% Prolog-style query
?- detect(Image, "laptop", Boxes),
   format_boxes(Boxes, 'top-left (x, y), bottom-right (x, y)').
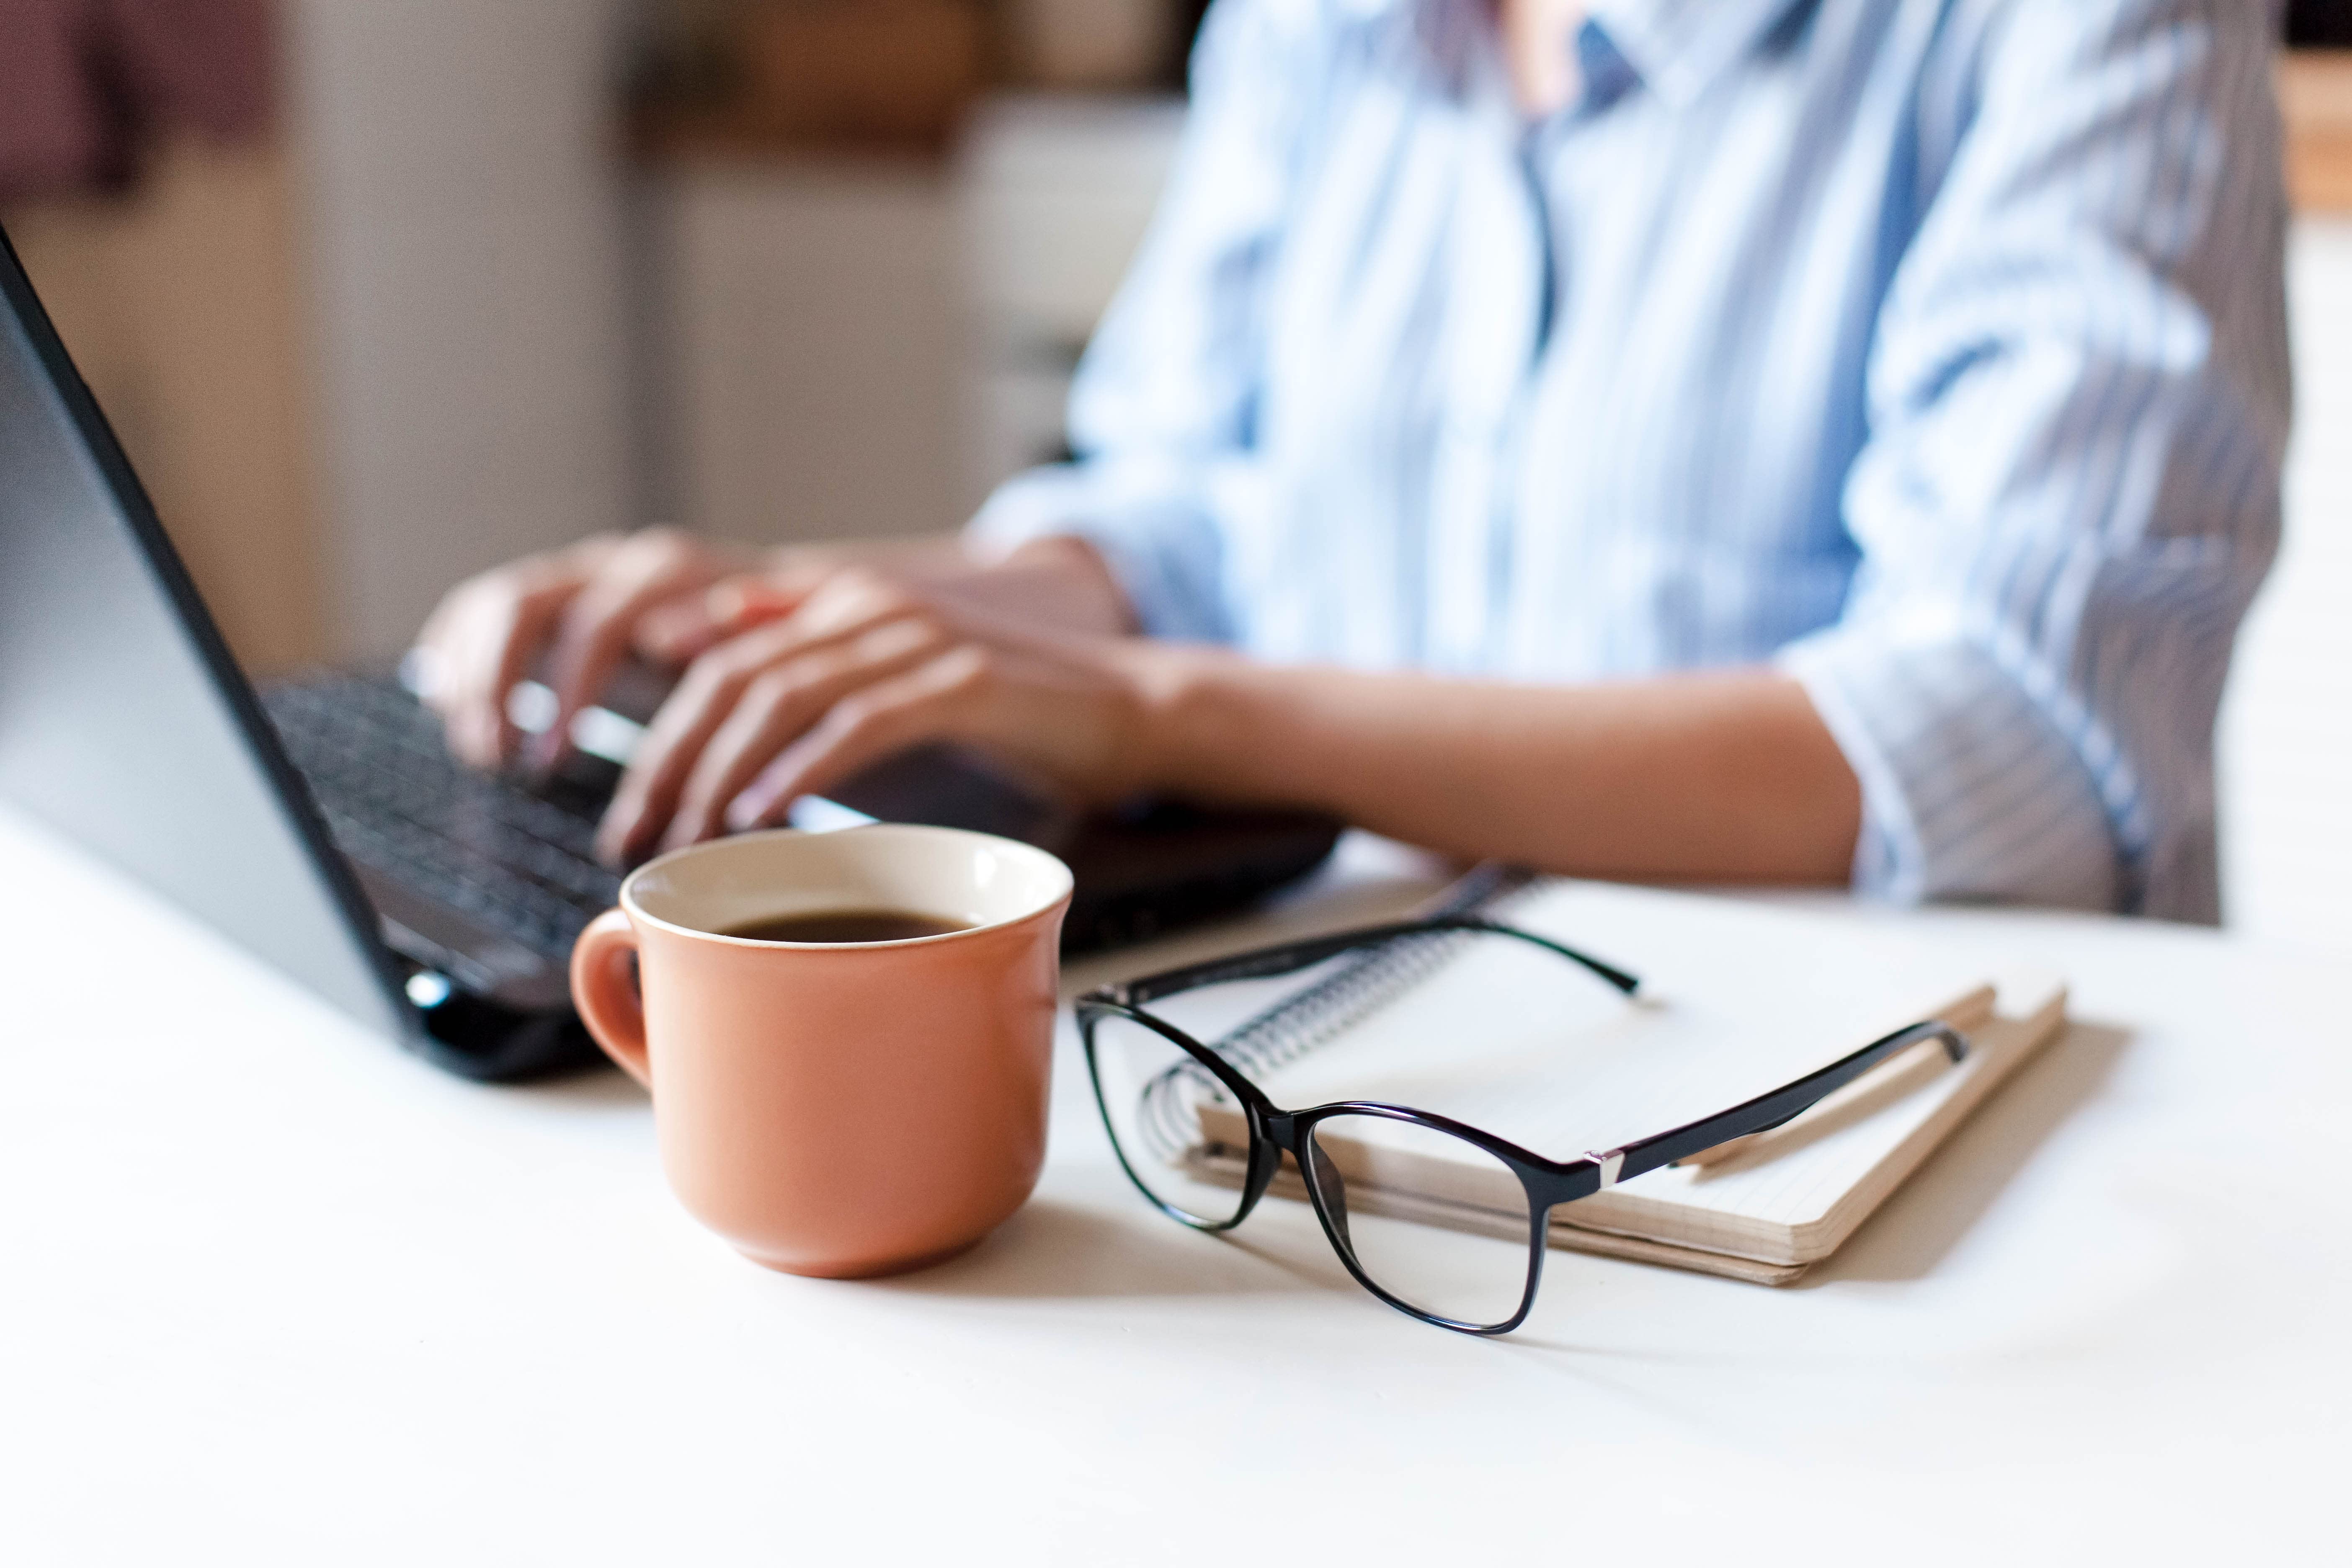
top-left (0, 225), bottom-right (1338, 1082)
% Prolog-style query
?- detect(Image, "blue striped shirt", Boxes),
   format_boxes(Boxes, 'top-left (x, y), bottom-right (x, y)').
top-left (971, 0), bottom-right (2292, 922)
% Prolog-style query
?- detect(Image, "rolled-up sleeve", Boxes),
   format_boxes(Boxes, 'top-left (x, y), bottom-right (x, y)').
top-left (968, 0), bottom-right (1303, 643)
top-left (1779, 0), bottom-right (2290, 923)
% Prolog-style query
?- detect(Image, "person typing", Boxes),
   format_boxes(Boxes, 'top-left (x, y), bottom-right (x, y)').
top-left (413, 0), bottom-right (2290, 923)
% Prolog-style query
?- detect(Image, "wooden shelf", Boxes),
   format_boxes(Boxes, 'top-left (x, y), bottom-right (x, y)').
top-left (2285, 51), bottom-right (2352, 213)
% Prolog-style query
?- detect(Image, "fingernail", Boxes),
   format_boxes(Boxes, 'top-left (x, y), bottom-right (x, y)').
top-left (725, 782), bottom-right (781, 833)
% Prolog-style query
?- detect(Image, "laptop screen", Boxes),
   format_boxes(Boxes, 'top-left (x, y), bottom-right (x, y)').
top-left (0, 227), bottom-right (410, 1042)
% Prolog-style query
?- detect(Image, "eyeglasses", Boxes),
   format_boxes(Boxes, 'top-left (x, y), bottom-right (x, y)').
top-left (1078, 918), bottom-right (1969, 1334)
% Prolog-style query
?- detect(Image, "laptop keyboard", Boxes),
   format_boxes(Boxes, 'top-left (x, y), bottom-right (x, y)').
top-left (262, 673), bottom-right (623, 960)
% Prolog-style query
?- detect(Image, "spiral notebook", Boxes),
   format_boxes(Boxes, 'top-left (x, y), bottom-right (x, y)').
top-left (1181, 875), bottom-right (2069, 1285)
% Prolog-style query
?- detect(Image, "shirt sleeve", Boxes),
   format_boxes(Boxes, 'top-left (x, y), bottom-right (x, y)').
top-left (967, 0), bottom-right (1308, 642)
top-left (1777, 0), bottom-right (2290, 922)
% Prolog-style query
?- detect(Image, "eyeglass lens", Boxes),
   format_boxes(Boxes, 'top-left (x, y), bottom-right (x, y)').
top-left (1302, 1114), bottom-right (1537, 1329)
top-left (1088, 1011), bottom-right (1255, 1227)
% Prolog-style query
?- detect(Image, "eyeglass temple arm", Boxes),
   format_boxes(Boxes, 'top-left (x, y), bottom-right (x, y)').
top-left (1594, 1018), bottom-right (1969, 1189)
top-left (1111, 917), bottom-right (1640, 1008)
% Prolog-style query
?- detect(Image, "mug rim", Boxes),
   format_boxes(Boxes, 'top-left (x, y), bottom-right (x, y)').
top-left (617, 823), bottom-right (1074, 949)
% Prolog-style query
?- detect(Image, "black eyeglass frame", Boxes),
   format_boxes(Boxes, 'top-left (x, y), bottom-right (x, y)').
top-left (1077, 917), bottom-right (1970, 1335)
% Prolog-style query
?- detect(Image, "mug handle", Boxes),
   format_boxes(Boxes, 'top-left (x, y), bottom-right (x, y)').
top-left (570, 908), bottom-right (652, 1089)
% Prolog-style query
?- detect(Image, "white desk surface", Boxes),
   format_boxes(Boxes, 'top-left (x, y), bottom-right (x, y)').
top-left (2, 805), bottom-right (2343, 1566)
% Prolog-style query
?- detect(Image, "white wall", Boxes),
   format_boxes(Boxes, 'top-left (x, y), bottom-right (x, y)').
top-left (654, 98), bottom-right (1186, 553)
top-left (659, 162), bottom-right (970, 545)
top-left (2218, 218), bottom-right (2352, 950)
top-left (289, 0), bottom-right (645, 660)
top-left (959, 95), bottom-right (1184, 488)
top-left (286, 54), bottom-right (1183, 647)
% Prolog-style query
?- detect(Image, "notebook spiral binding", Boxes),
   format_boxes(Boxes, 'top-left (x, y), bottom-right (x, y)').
top-left (1203, 861), bottom-right (1534, 1079)
top-left (1136, 864), bottom-right (1535, 1165)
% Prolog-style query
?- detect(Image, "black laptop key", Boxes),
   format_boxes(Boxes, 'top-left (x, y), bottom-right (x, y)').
top-left (265, 673), bottom-right (620, 962)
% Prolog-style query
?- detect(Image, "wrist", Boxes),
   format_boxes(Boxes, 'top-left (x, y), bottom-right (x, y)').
top-left (1106, 639), bottom-right (1241, 799)
top-left (995, 535), bottom-right (1136, 637)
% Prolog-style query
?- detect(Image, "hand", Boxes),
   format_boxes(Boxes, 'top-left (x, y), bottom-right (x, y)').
top-left (596, 567), bottom-right (1171, 865)
top-left (411, 528), bottom-right (750, 770)
top-left (630, 532), bottom-right (1137, 657)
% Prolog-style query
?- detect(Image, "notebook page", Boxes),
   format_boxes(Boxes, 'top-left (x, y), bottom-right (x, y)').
top-left (1249, 881), bottom-right (1995, 1161)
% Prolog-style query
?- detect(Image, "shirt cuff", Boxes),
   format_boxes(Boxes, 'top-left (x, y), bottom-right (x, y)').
top-left (967, 462), bottom-right (1234, 643)
top-left (1777, 626), bottom-right (2121, 912)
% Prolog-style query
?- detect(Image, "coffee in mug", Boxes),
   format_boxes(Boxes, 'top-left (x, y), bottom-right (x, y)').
top-left (715, 909), bottom-right (974, 944)
top-left (570, 824), bottom-right (1072, 1278)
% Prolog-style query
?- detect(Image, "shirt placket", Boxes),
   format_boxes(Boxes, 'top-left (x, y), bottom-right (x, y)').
top-left (1426, 91), bottom-right (1548, 676)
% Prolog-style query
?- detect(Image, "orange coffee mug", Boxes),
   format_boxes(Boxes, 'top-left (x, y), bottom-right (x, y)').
top-left (570, 824), bottom-right (1073, 1278)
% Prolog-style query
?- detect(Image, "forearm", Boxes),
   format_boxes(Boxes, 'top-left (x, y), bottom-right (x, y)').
top-left (1130, 652), bottom-right (1861, 884)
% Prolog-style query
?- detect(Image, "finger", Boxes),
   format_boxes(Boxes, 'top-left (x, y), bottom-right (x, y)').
top-left (724, 647), bottom-right (989, 833)
top-left (413, 582), bottom-right (506, 730)
top-left (410, 598), bottom-right (466, 708)
top-left (710, 574), bottom-right (818, 624)
top-left (656, 617), bottom-right (952, 853)
top-left (540, 530), bottom-right (721, 766)
top-left (632, 573), bottom-right (812, 666)
top-left (415, 537), bottom-right (618, 769)
top-left (783, 566), bottom-right (930, 640)
top-left (631, 588), bottom-right (738, 667)
top-left (593, 614), bottom-right (843, 864)
top-left (445, 576), bottom-right (573, 769)
top-left (428, 598), bottom-right (505, 769)
top-left (597, 588), bottom-right (949, 861)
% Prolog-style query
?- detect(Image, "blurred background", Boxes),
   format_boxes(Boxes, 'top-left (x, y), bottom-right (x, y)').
top-left (1, 0), bottom-right (2346, 947)
top-left (1, 0), bottom-right (1210, 673)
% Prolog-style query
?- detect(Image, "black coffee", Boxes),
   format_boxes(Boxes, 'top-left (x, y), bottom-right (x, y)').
top-left (718, 909), bottom-right (973, 944)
